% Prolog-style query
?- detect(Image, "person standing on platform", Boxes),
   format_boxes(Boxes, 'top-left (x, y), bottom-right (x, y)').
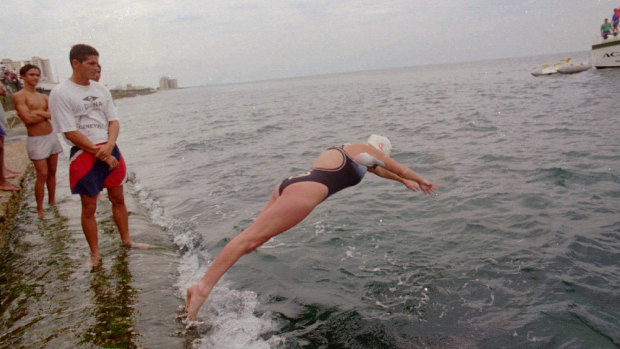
top-left (49, 44), bottom-right (147, 266)
top-left (601, 18), bottom-right (613, 39)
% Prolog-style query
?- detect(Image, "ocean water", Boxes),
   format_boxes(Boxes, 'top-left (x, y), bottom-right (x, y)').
top-left (2, 52), bottom-right (619, 348)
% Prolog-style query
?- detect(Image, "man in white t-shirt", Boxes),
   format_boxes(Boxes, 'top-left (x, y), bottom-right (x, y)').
top-left (49, 44), bottom-right (147, 267)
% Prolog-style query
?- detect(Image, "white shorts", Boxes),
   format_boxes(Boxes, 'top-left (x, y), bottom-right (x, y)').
top-left (27, 133), bottom-right (63, 161)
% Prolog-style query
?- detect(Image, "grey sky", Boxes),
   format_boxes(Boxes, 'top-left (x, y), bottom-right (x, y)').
top-left (1, 1), bottom-right (617, 87)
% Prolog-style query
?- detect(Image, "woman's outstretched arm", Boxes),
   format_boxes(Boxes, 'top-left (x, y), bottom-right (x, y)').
top-left (368, 166), bottom-right (421, 192)
top-left (356, 145), bottom-right (438, 195)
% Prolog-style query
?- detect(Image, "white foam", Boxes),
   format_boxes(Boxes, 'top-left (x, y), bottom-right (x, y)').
top-left (176, 254), bottom-right (283, 348)
top-left (130, 177), bottom-right (282, 348)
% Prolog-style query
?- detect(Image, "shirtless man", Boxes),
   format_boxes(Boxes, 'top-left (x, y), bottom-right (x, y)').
top-left (12, 64), bottom-right (63, 218)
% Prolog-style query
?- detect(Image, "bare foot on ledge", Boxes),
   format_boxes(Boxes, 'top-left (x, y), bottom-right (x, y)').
top-left (4, 167), bottom-right (19, 178)
top-left (87, 253), bottom-right (102, 268)
top-left (0, 181), bottom-right (20, 191)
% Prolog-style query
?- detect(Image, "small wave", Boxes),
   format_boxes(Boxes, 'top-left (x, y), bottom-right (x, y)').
top-left (275, 304), bottom-right (461, 348)
top-left (177, 256), bottom-right (283, 349)
top-left (130, 174), bottom-right (281, 348)
top-left (528, 167), bottom-right (619, 188)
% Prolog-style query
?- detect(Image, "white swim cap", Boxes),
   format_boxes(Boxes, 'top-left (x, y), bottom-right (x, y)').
top-left (367, 134), bottom-right (392, 156)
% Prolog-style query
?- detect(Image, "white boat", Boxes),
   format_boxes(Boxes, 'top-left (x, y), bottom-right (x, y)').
top-left (557, 62), bottom-right (591, 74)
top-left (531, 64), bottom-right (558, 76)
top-left (591, 35), bottom-right (620, 68)
top-left (530, 60), bottom-right (570, 76)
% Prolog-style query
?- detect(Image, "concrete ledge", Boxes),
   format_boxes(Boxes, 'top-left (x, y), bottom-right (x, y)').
top-left (0, 122), bottom-right (34, 247)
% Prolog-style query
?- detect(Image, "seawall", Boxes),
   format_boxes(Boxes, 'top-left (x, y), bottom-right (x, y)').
top-left (0, 112), bottom-right (33, 247)
top-left (0, 113), bottom-right (187, 347)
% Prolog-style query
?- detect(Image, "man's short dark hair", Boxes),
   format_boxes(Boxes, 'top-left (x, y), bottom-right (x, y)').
top-left (19, 64), bottom-right (40, 77)
top-left (69, 44), bottom-right (99, 63)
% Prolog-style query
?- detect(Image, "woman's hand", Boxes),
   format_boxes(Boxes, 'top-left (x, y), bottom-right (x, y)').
top-left (420, 180), bottom-right (438, 195)
top-left (403, 179), bottom-right (420, 191)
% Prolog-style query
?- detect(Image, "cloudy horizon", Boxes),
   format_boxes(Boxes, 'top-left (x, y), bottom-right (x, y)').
top-left (2, 1), bottom-right (617, 88)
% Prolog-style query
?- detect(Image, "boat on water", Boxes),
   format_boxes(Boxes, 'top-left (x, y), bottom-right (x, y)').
top-left (531, 59), bottom-right (572, 76)
top-left (531, 62), bottom-right (562, 76)
top-left (591, 35), bottom-right (620, 68)
top-left (557, 62), bottom-right (591, 74)
top-left (531, 58), bottom-right (591, 76)
top-left (531, 64), bottom-right (557, 76)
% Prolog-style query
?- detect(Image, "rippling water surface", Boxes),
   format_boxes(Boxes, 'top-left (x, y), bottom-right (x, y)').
top-left (2, 53), bottom-right (619, 348)
top-left (115, 53), bottom-right (620, 348)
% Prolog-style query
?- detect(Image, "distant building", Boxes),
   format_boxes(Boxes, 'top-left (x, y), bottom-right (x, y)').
top-left (1, 59), bottom-right (21, 73)
top-left (110, 84), bottom-right (156, 99)
top-left (30, 57), bottom-right (54, 82)
top-left (159, 76), bottom-right (178, 89)
top-left (1, 56), bottom-right (54, 82)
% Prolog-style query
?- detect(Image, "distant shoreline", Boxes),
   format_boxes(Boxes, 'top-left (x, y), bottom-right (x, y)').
top-left (0, 86), bottom-right (157, 112)
top-left (110, 89), bottom-right (156, 100)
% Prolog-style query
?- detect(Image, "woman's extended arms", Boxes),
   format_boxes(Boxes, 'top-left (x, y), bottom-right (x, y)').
top-left (368, 166), bottom-right (421, 192)
top-left (353, 144), bottom-right (438, 195)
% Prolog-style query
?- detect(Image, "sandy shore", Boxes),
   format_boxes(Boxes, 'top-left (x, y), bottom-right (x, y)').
top-left (0, 113), bottom-right (32, 244)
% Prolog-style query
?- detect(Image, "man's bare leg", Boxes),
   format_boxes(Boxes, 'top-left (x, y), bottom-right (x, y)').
top-left (80, 194), bottom-right (101, 267)
top-left (46, 154), bottom-right (58, 206)
top-left (107, 185), bottom-right (148, 249)
top-left (32, 159), bottom-right (49, 218)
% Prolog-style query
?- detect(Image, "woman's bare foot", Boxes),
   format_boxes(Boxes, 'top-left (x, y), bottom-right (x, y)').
top-left (37, 209), bottom-right (45, 219)
top-left (3, 171), bottom-right (18, 179)
top-left (0, 181), bottom-right (19, 191)
top-left (186, 284), bottom-right (209, 321)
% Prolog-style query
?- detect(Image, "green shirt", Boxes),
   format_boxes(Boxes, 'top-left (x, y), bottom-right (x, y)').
top-left (601, 22), bottom-right (612, 33)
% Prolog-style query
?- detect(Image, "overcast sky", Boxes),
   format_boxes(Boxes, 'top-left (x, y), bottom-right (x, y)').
top-left (1, 1), bottom-right (617, 88)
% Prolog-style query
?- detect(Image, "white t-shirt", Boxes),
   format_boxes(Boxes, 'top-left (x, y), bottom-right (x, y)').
top-left (49, 80), bottom-right (118, 146)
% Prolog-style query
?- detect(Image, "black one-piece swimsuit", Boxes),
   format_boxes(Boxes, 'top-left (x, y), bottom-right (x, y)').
top-left (278, 146), bottom-right (367, 198)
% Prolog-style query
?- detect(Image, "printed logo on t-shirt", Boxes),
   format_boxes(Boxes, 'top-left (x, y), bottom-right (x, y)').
top-left (81, 96), bottom-right (104, 111)
top-left (76, 95), bottom-right (106, 131)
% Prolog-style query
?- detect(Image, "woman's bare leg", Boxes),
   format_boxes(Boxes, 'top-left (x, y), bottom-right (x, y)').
top-left (261, 185), bottom-right (280, 212)
top-left (186, 182), bottom-right (327, 320)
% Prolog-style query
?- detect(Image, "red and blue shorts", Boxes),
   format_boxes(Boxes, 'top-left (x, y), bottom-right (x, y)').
top-left (69, 144), bottom-right (126, 197)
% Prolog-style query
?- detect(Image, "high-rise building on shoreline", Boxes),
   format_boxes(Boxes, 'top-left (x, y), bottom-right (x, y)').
top-left (159, 76), bottom-right (178, 89)
top-left (1, 57), bottom-right (55, 82)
